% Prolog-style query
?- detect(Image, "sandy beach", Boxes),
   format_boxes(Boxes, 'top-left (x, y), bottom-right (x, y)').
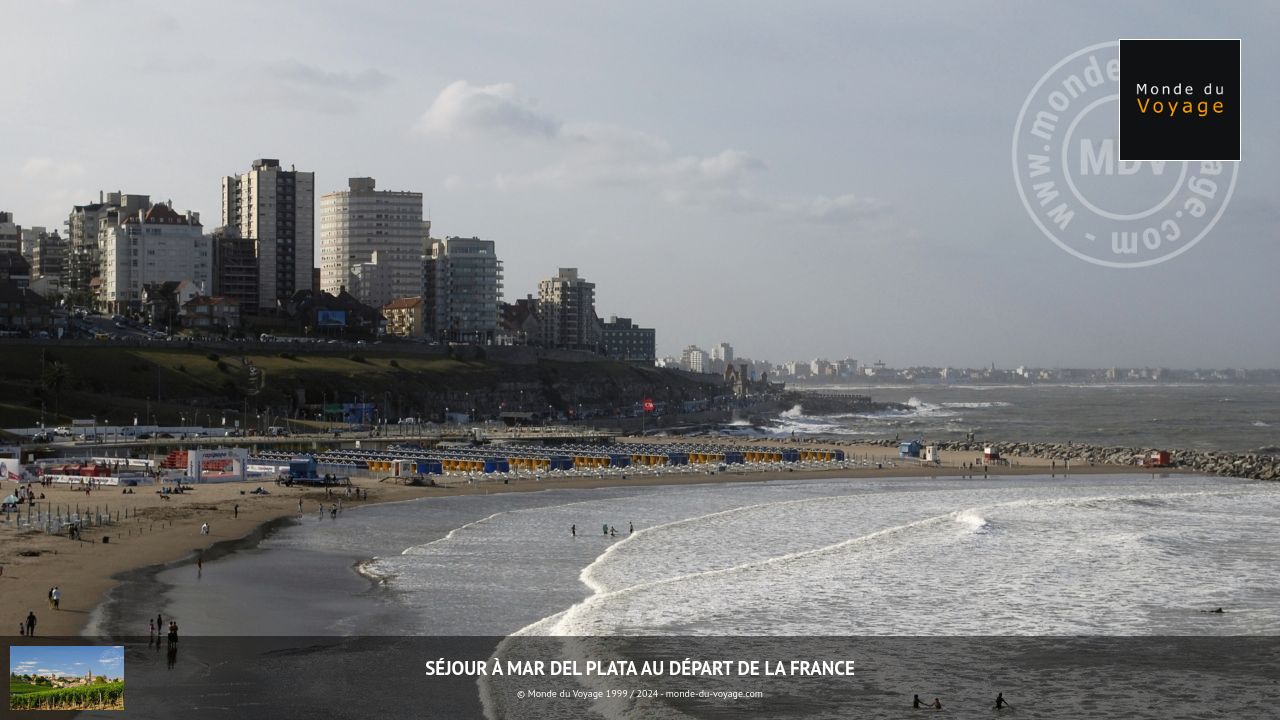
top-left (0, 437), bottom-right (1169, 638)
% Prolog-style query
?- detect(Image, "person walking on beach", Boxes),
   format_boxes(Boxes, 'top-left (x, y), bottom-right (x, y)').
top-left (995, 692), bottom-right (1011, 710)
top-left (25, 611), bottom-right (36, 637)
top-left (200, 522), bottom-right (209, 535)
top-left (298, 499), bottom-right (303, 513)
top-left (234, 504), bottom-right (239, 518)
top-left (47, 587), bottom-right (54, 609)
top-left (51, 586), bottom-right (60, 610)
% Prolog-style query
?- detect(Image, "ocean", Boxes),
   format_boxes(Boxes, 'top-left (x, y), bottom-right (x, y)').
top-left (89, 386), bottom-right (1280, 717)
top-left (755, 383), bottom-right (1280, 452)
top-left (103, 472), bottom-right (1280, 638)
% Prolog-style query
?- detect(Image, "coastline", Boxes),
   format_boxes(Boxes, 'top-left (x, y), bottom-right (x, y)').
top-left (2, 438), bottom-right (1187, 639)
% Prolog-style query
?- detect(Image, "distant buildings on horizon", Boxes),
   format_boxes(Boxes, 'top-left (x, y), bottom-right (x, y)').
top-left (0, 159), bottom-right (655, 361)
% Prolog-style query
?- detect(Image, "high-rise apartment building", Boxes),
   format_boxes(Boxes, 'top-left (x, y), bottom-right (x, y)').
top-left (711, 342), bottom-right (734, 363)
top-left (0, 212), bottom-right (20, 254)
top-left (537, 267), bottom-right (598, 350)
top-left (99, 203), bottom-right (211, 313)
top-left (423, 236), bottom-right (503, 343)
top-left (66, 192), bottom-right (152, 297)
top-left (221, 159), bottom-right (314, 312)
top-left (319, 177), bottom-right (426, 309)
top-left (210, 226), bottom-right (260, 311)
top-left (24, 227), bottom-right (65, 283)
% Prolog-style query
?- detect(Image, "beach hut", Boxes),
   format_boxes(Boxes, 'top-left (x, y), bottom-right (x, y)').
top-left (899, 440), bottom-right (923, 459)
top-left (923, 445), bottom-right (941, 463)
top-left (983, 446), bottom-right (1000, 462)
top-left (1148, 450), bottom-right (1171, 468)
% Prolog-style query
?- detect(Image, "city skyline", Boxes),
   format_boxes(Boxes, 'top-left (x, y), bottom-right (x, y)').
top-left (2, 2), bottom-right (1278, 366)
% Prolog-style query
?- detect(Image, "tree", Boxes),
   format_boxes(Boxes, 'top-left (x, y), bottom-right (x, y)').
top-left (41, 358), bottom-right (72, 420)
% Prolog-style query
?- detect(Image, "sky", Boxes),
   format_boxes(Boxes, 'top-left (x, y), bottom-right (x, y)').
top-left (10, 646), bottom-right (124, 680)
top-left (1, 1), bottom-right (1277, 368)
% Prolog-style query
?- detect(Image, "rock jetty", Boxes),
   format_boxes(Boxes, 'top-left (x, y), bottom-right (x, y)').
top-left (865, 439), bottom-right (1280, 481)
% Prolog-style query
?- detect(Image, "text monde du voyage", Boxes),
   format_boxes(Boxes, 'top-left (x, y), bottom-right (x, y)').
top-left (1134, 83), bottom-right (1228, 118)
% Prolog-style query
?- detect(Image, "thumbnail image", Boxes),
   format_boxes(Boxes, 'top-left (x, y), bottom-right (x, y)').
top-left (9, 645), bottom-right (124, 711)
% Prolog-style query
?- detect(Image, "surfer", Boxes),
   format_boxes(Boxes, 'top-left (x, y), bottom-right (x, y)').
top-left (995, 692), bottom-right (1011, 710)
top-left (571, 524), bottom-right (576, 538)
top-left (1200, 607), bottom-right (1224, 613)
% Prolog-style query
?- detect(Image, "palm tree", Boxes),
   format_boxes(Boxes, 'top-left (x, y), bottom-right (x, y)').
top-left (41, 360), bottom-right (71, 421)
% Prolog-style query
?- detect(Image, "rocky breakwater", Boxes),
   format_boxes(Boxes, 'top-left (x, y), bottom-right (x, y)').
top-left (781, 391), bottom-right (907, 416)
top-left (865, 439), bottom-right (1280, 481)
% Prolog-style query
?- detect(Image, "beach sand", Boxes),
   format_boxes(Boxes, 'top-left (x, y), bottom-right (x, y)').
top-left (0, 438), bottom-right (1168, 637)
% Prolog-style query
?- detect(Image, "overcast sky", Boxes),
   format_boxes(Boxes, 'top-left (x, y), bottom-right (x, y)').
top-left (3, 1), bottom-right (1276, 367)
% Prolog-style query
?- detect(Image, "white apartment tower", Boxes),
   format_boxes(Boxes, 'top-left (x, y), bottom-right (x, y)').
top-left (319, 177), bottom-right (427, 309)
top-left (221, 159), bottom-right (314, 312)
top-left (99, 203), bottom-right (211, 313)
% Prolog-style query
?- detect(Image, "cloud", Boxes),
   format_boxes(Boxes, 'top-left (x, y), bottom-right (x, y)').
top-left (228, 60), bottom-right (392, 116)
top-left (420, 80), bottom-right (889, 228)
top-left (273, 61), bottom-right (392, 93)
top-left (22, 157), bottom-right (85, 180)
top-left (416, 80), bottom-right (560, 139)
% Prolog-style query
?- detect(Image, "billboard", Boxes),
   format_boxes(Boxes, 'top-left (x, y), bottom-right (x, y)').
top-left (0, 446), bottom-right (20, 482)
top-left (316, 310), bottom-right (347, 328)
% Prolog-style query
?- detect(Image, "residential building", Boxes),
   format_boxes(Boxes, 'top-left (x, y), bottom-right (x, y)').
top-left (221, 159), bottom-right (314, 312)
top-left (0, 252), bottom-right (32, 289)
top-left (23, 227), bottom-right (65, 284)
top-left (423, 236), bottom-right (502, 343)
top-left (680, 344), bottom-right (710, 373)
top-left (210, 226), bottom-right (260, 312)
top-left (141, 280), bottom-right (203, 329)
top-left (0, 212), bottom-right (20, 254)
top-left (286, 288), bottom-right (384, 338)
top-left (99, 203), bottom-right (211, 313)
top-left (382, 296), bottom-right (425, 338)
top-left (0, 279), bottom-right (50, 330)
top-left (710, 342), bottom-right (734, 364)
top-left (182, 296), bottom-right (241, 331)
top-left (499, 296), bottom-right (542, 345)
top-left (537, 267), bottom-right (598, 350)
top-left (66, 192), bottom-right (152, 296)
top-left (600, 316), bottom-right (656, 362)
top-left (319, 177), bottom-right (426, 309)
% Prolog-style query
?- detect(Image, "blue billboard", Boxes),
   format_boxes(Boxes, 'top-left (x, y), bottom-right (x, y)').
top-left (316, 310), bottom-right (347, 327)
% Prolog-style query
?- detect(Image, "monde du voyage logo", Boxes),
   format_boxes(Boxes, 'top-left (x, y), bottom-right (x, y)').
top-left (1012, 40), bottom-right (1240, 268)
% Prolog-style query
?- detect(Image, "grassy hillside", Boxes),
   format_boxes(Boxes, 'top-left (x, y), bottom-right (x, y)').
top-left (0, 342), bottom-right (717, 428)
